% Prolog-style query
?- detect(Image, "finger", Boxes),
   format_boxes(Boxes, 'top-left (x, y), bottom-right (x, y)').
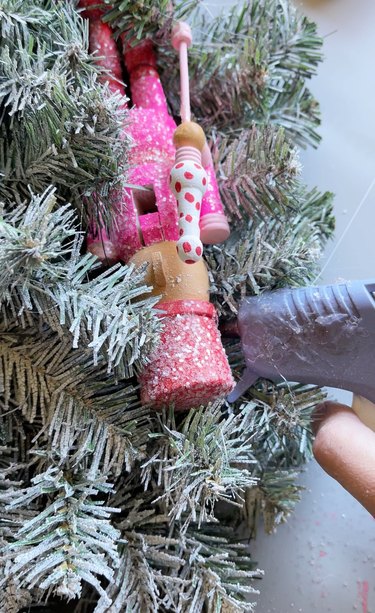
top-left (311, 400), bottom-right (351, 435)
top-left (312, 401), bottom-right (375, 516)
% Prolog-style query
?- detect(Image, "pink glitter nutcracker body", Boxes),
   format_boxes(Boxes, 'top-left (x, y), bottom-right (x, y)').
top-left (79, 2), bottom-right (234, 409)
top-left (86, 33), bottom-right (179, 261)
top-left (141, 301), bottom-right (233, 410)
top-left (84, 12), bottom-right (229, 262)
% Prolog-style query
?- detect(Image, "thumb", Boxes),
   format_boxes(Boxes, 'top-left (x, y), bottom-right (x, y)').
top-left (312, 401), bottom-right (375, 516)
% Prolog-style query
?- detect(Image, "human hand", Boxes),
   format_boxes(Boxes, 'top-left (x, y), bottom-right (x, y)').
top-left (313, 401), bottom-right (375, 515)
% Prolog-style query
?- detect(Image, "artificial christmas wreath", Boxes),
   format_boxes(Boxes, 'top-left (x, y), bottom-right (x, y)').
top-left (0, 1), bottom-right (334, 611)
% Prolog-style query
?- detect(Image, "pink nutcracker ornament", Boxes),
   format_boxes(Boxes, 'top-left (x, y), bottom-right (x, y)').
top-left (81, 5), bottom-right (230, 262)
top-left (80, 3), bottom-right (234, 409)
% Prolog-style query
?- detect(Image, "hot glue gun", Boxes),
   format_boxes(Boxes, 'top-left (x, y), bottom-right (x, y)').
top-left (228, 279), bottom-right (375, 429)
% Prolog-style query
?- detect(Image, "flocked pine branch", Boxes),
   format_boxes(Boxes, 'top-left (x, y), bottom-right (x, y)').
top-left (297, 186), bottom-right (335, 240)
top-left (230, 383), bottom-right (326, 533)
top-left (215, 121), bottom-right (334, 234)
top-left (244, 468), bottom-right (303, 535)
top-left (0, 1), bottom-right (51, 48)
top-left (0, 319), bottom-right (151, 475)
top-left (241, 382), bottom-right (325, 465)
top-left (0, 0), bottom-right (128, 214)
top-left (0, 316), bottom-right (155, 604)
top-left (0, 444), bottom-right (32, 610)
top-left (0, 188), bottom-right (162, 376)
top-left (206, 120), bottom-right (334, 315)
top-left (0, 75), bottom-right (128, 212)
top-left (2, 465), bottom-right (121, 605)
top-left (0, 438), bottom-right (44, 612)
top-left (141, 403), bottom-right (257, 528)
top-left (0, 451), bottom-right (26, 538)
top-left (206, 212), bottom-right (329, 318)
top-left (213, 339), bottom-right (326, 534)
top-left (0, 392), bottom-right (38, 518)
top-left (218, 125), bottom-right (301, 222)
top-left (158, 0), bottom-right (323, 147)
top-left (89, 491), bottom-right (263, 613)
top-left (101, 0), bottom-right (199, 42)
top-left (208, 125), bottom-right (334, 317)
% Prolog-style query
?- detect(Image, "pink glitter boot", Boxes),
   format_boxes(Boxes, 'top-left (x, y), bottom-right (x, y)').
top-left (139, 300), bottom-right (234, 410)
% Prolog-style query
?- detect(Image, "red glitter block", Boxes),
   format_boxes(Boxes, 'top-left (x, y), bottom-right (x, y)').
top-left (139, 300), bottom-right (234, 410)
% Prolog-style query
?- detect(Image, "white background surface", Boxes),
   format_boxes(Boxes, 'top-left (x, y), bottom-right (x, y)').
top-left (211, 0), bottom-right (375, 610)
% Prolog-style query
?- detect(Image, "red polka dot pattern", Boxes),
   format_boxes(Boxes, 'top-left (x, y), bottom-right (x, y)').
top-left (170, 159), bottom-right (208, 262)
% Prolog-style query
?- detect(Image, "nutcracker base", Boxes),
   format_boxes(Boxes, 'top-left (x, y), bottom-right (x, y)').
top-left (139, 300), bottom-right (234, 410)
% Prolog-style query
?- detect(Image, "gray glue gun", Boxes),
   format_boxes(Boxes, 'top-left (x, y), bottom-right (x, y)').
top-left (228, 279), bottom-right (375, 426)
